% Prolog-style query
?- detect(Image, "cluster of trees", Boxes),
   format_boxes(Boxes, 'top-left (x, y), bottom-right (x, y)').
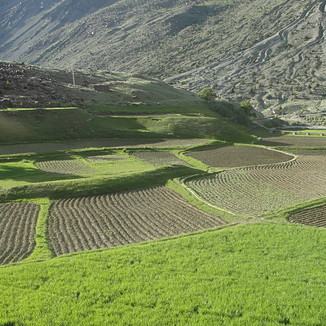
top-left (197, 88), bottom-right (257, 125)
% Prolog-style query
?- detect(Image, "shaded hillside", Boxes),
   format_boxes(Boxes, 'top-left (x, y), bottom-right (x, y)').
top-left (0, 0), bottom-right (317, 77)
top-left (0, 61), bottom-right (204, 112)
top-left (0, 62), bottom-right (255, 144)
top-left (1, 0), bottom-right (323, 113)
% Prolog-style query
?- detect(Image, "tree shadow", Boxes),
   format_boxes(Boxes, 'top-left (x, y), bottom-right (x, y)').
top-left (0, 164), bottom-right (82, 184)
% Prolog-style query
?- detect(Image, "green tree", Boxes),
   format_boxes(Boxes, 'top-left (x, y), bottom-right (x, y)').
top-left (198, 88), bottom-right (215, 101)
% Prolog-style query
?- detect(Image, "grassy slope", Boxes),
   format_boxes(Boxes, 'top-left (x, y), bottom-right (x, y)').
top-left (0, 62), bottom-right (255, 144)
top-left (0, 223), bottom-right (325, 325)
top-left (0, 108), bottom-right (254, 144)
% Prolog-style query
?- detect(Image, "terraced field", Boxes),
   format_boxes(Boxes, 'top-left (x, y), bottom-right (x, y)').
top-left (259, 136), bottom-right (326, 147)
top-left (289, 205), bottom-right (326, 228)
top-left (132, 151), bottom-right (189, 166)
top-left (35, 160), bottom-right (95, 175)
top-left (48, 187), bottom-right (225, 256)
top-left (185, 155), bottom-right (326, 216)
top-left (0, 202), bottom-right (39, 265)
top-left (286, 149), bottom-right (326, 156)
top-left (86, 154), bottom-right (129, 163)
top-left (0, 139), bottom-right (209, 156)
top-left (185, 145), bottom-right (293, 167)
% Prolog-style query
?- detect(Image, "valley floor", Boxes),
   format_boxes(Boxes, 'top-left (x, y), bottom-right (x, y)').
top-left (0, 134), bottom-right (325, 325)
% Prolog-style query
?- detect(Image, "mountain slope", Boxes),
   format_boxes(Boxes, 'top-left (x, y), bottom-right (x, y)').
top-left (167, 0), bottom-right (326, 113)
top-left (0, 0), bottom-right (325, 112)
top-left (0, 62), bottom-right (255, 144)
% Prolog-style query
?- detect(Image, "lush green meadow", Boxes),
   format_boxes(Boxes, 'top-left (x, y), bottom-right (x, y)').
top-left (0, 126), bottom-right (325, 325)
top-left (0, 223), bottom-right (325, 325)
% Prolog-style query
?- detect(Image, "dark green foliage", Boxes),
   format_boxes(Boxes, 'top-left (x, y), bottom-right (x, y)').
top-left (207, 101), bottom-right (254, 126)
top-left (262, 117), bottom-right (288, 128)
top-left (198, 88), bottom-right (216, 101)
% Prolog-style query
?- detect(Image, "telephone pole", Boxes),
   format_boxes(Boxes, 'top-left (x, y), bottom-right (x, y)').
top-left (71, 64), bottom-right (76, 88)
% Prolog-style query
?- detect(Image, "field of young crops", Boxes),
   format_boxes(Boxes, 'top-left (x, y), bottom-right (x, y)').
top-left (48, 187), bottom-right (225, 256)
top-left (132, 151), bottom-right (190, 166)
top-left (0, 223), bottom-right (325, 325)
top-left (260, 135), bottom-right (326, 147)
top-left (184, 155), bottom-right (326, 216)
top-left (35, 160), bottom-right (95, 175)
top-left (290, 205), bottom-right (326, 228)
top-left (0, 202), bottom-right (39, 265)
top-left (185, 145), bottom-right (292, 167)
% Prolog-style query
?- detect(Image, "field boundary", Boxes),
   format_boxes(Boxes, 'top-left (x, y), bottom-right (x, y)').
top-left (178, 147), bottom-right (298, 217)
top-left (178, 174), bottom-right (238, 217)
top-left (23, 198), bottom-right (53, 262)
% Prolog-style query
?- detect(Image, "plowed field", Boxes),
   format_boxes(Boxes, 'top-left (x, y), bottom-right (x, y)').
top-left (186, 146), bottom-right (292, 167)
top-left (260, 136), bottom-right (326, 147)
top-left (86, 154), bottom-right (129, 163)
top-left (289, 205), bottom-right (326, 228)
top-left (0, 202), bottom-right (39, 265)
top-left (48, 187), bottom-right (225, 256)
top-left (132, 151), bottom-right (189, 166)
top-left (185, 155), bottom-right (326, 216)
top-left (35, 160), bottom-right (95, 175)
top-left (0, 139), bottom-right (209, 155)
top-left (286, 149), bottom-right (326, 156)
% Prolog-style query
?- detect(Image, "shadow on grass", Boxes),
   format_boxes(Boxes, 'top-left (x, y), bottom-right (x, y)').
top-left (0, 165), bottom-right (82, 183)
top-left (0, 166), bottom-right (204, 202)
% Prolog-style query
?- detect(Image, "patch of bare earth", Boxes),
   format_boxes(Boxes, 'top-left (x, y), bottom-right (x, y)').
top-left (259, 136), bottom-right (326, 147)
top-left (35, 160), bottom-right (95, 175)
top-left (0, 139), bottom-right (208, 155)
top-left (0, 202), bottom-right (40, 265)
top-left (132, 151), bottom-right (190, 166)
top-left (185, 155), bottom-right (326, 216)
top-left (186, 145), bottom-right (292, 167)
top-left (289, 205), bottom-right (326, 228)
top-left (48, 187), bottom-right (225, 256)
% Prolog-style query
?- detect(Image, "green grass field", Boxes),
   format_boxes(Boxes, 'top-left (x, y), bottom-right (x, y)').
top-left (0, 223), bottom-right (325, 325)
top-left (0, 106), bottom-right (325, 325)
top-left (0, 110), bottom-right (254, 144)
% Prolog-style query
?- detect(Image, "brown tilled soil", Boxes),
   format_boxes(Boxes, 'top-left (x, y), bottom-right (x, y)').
top-left (289, 205), bottom-right (326, 228)
top-left (186, 155), bottom-right (326, 216)
top-left (0, 202), bottom-right (40, 265)
top-left (186, 145), bottom-right (292, 167)
top-left (35, 160), bottom-right (95, 175)
top-left (86, 154), bottom-right (129, 163)
top-left (259, 136), bottom-right (326, 147)
top-left (286, 149), bottom-right (326, 156)
top-left (132, 151), bottom-right (190, 166)
top-left (48, 187), bottom-right (225, 256)
top-left (0, 139), bottom-right (208, 156)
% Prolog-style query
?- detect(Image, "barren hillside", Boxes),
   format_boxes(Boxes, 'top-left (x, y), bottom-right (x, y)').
top-left (0, 0), bottom-right (325, 112)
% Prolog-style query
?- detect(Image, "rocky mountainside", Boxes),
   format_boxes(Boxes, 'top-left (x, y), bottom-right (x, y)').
top-left (0, 0), bottom-right (325, 113)
top-left (0, 61), bottom-right (203, 111)
top-left (167, 0), bottom-right (326, 115)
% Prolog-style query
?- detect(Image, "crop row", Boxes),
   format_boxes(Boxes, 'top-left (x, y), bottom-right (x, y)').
top-left (185, 155), bottom-right (326, 216)
top-left (0, 138), bottom-right (209, 156)
top-left (48, 187), bottom-right (225, 256)
top-left (186, 145), bottom-right (293, 167)
top-left (289, 205), bottom-right (326, 228)
top-left (35, 160), bottom-right (95, 175)
top-left (132, 151), bottom-right (190, 166)
top-left (260, 135), bottom-right (326, 147)
top-left (0, 202), bottom-right (39, 265)
top-left (86, 154), bottom-right (129, 163)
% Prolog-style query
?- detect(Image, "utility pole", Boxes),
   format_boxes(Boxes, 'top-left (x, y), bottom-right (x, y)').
top-left (71, 64), bottom-right (76, 88)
